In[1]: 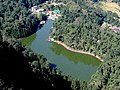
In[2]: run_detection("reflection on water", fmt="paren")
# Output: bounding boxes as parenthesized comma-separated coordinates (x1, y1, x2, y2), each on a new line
(50, 42, 101, 66)
(22, 33, 36, 46)
(21, 20, 101, 81)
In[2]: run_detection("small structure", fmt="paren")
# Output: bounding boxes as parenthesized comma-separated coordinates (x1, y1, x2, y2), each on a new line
(110, 26, 120, 33)
(31, 6, 44, 14)
(40, 21, 46, 24)
(48, 2, 65, 6)
(36, 9, 44, 13)
(31, 6, 38, 12)
(54, 9, 61, 13)
(47, 14, 58, 20)
(50, 63, 57, 69)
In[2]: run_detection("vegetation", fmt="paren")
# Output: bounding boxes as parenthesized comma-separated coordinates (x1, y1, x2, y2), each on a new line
(51, 43, 101, 66)
(21, 33, 36, 46)
(50, 0, 120, 61)
(0, 1, 81, 90)
(1, 0, 120, 90)
(49, 0, 120, 89)
(87, 59, 120, 90)
(0, 32, 86, 90)
(99, 2, 120, 16)
(0, 0, 48, 38)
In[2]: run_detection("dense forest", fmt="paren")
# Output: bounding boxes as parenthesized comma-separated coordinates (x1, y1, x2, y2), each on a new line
(50, 0, 120, 61)
(0, 0, 47, 38)
(1, 0, 120, 90)
(88, 59, 120, 90)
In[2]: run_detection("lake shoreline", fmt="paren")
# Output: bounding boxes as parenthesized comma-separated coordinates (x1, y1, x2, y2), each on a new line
(48, 37, 104, 62)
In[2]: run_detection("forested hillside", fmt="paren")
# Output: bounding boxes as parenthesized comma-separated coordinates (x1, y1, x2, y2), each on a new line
(50, 0, 120, 61)
(1, 0, 120, 90)
(0, 0, 47, 38)
(0, 0, 82, 90)
(87, 59, 120, 90)
(49, 0, 120, 89)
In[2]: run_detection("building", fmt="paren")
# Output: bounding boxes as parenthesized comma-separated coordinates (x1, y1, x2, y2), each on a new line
(40, 21, 46, 24)
(36, 9, 44, 13)
(110, 26, 120, 33)
(54, 9, 61, 13)
(31, 6, 44, 14)
(31, 6, 38, 12)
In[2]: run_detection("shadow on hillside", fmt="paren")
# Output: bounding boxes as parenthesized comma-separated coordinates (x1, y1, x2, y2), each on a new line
(0, 42, 72, 90)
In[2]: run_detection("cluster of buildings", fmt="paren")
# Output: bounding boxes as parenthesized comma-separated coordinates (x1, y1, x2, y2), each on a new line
(46, 10, 61, 20)
(31, 5, 61, 21)
(31, 1, 63, 24)
(31, 6, 45, 14)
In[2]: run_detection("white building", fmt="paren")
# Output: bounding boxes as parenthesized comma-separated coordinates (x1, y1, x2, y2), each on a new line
(40, 21, 46, 24)
(31, 6, 44, 14)
(36, 9, 44, 13)
(31, 6, 38, 12)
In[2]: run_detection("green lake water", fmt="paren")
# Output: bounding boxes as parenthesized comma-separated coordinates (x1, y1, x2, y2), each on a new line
(21, 20, 101, 81)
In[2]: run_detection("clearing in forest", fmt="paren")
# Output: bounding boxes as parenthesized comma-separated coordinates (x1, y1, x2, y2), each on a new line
(100, 2, 120, 17)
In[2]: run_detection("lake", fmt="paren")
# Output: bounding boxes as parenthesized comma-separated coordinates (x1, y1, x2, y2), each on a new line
(21, 20, 101, 81)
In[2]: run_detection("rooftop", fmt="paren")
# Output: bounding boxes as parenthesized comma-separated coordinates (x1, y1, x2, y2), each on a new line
(54, 9, 61, 13)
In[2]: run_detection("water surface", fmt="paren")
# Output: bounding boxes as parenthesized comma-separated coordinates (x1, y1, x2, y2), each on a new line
(21, 20, 101, 81)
